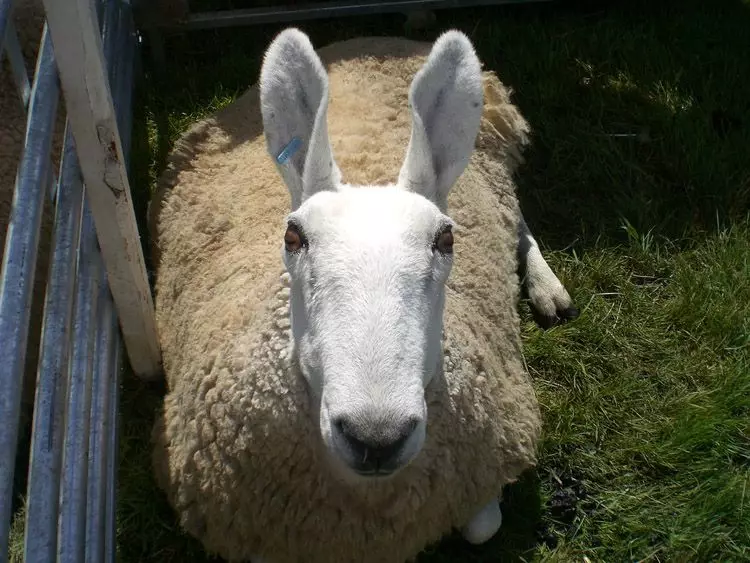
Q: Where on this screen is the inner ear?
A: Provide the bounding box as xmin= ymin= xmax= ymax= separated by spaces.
xmin=398 ymin=30 xmax=484 ymax=209
xmin=260 ymin=28 xmax=341 ymax=210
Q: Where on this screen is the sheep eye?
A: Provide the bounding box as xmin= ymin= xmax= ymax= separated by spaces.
xmin=434 ymin=226 xmax=454 ymax=255
xmin=284 ymin=223 xmax=304 ymax=252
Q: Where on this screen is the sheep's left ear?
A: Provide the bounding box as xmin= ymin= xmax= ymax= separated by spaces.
xmin=260 ymin=28 xmax=341 ymax=210
xmin=398 ymin=30 xmax=484 ymax=210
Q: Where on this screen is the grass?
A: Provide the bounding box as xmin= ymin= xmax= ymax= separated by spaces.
xmin=9 ymin=0 xmax=750 ymax=561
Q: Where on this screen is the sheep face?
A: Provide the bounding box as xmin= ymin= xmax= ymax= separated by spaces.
xmin=260 ymin=28 xmax=484 ymax=481
xmin=282 ymin=185 xmax=453 ymax=478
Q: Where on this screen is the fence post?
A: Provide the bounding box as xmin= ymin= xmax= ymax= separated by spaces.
xmin=40 ymin=0 xmax=161 ymax=379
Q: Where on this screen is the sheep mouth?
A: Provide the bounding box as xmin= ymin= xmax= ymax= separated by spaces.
xmin=354 ymin=467 xmax=397 ymax=478
xmin=335 ymin=460 xmax=410 ymax=482
xmin=350 ymin=462 xmax=401 ymax=479
xmin=333 ymin=444 xmax=419 ymax=481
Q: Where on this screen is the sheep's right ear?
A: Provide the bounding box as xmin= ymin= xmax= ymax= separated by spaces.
xmin=260 ymin=28 xmax=341 ymax=210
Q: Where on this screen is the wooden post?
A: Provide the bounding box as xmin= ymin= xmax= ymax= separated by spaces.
xmin=40 ymin=0 xmax=161 ymax=379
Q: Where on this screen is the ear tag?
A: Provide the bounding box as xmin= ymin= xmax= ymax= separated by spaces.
xmin=276 ymin=136 xmax=302 ymax=165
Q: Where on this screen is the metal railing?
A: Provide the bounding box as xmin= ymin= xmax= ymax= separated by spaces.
xmin=139 ymin=0 xmax=551 ymax=81
xmin=145 ymin=0 xmax=551 ymax=30
xmin=0 ymin=0 xmax=153 ymax=560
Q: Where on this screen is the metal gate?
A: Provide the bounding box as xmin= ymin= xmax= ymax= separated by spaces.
xmin=0 ymin=0 xmax=159 ymax=560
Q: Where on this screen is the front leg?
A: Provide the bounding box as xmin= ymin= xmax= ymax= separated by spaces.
xmin=518 ymin=213 xmax=579 ymax=329
xmin=461 ymin=496 xmax=503 ymax=545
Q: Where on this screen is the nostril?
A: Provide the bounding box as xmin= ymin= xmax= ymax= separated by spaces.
xmin=335 ymin=415 xmax=419 ymax=469
xmin=392 ymin=418 xmax=418 ymax=449
xmin=334 ymin=417 xmax=346 ymax=437
xmin=335 ymin=418 xmax=358 ymax=444
xmin=403 ymin=417 xmax=419 ymax=437
xmin=335 ymin=418 xmax=369 ymax=455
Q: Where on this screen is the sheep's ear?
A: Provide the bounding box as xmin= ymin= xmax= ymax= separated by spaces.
xmin=260 ymin=28 xmax=340 ymax=210
xmin=398 ymin=30 xmax=484 ymax=210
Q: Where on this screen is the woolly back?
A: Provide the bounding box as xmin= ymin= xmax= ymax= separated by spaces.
xmin=151 ymin=36 xmax=541 ymax=563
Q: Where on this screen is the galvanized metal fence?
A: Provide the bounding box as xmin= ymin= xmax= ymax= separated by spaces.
xmin=0 ymin=0 xmax=158 ymax=560
xmin=146 ymin=0 xmax=551 ymax=30
xmin=142 ymin=0 xmax=552 ymax=90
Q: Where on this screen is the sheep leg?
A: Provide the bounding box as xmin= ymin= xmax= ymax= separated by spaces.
xmin=517 ymin=213 xmax=579 ymax=329
xmin=461 ymin=497 xmax=503 ymax=545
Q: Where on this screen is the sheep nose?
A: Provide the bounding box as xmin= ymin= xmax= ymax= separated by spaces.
xmin=335 ymin=416 xmax=418 ymax=475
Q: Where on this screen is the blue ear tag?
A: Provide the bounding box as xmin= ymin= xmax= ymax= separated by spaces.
xmin=276 ymin=136 xmax=302 ymax=165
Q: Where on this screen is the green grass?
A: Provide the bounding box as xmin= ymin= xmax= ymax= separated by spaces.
xmin=9 ymin=0 xmax=750 ymax=561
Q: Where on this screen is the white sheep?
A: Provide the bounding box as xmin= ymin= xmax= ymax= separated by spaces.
xmin=150 ymin=28 xmax=578 ymax=563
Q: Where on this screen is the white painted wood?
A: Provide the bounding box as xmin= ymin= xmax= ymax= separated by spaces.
xmin=40 ymin=0 xmax=161 ymax=378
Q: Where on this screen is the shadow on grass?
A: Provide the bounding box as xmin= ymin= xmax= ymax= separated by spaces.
xmin=143 ymin=0 xmax=750 ymax=250
xmin=496 ymin=0 xmax=750 ymax=251
xmin=114 ymin=375 xmax=223 ymax=563
xmin=418 ymin=473 xmax=545 ymax=563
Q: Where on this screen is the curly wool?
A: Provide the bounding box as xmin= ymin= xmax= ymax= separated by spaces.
xmin=150 ymin=36 xmax=541 ymax=563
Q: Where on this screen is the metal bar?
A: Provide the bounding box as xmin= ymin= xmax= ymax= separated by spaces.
xmin=4 ymin=20 xmax=31 ymax=108
xmin=63 ymin=4 xmax=136 ymax=559
xmin=102 ymin=6 xmax=133 ymax=557
xmin=57 ymin=203 xmax=101 ymax=563
xmin=22 ymin=125 xmax=86 ymax=563
xmin=41 ymin=0 xmax=162 ymax=379
xmin=178 ymin=0 xmax=550 ymax=30
xmin=3 ymin=20 xmax=62 ymax=203
xmin=103 ymin=328 xmax=121 ymax=563
xmin=0 ymin=0 xmax=14 ymax=57
xmin=45 ymin=150 xmax=59 ymax=202
xmin=118 ymin=3 xmax=137 ymax=163
xmin=102 ymin=0 xmax=124 ymax=142
xmin=101 ymin=0 xmax=121 ymax=76
xmin=80 ymin=11 xmax=125 ymax=547
xmin=0 ymin=24 xmax=60 ymax=558
xmin=84 ymin=271 xmax=115 ymax=563
xmin=95 ymin=0 xmax=105 ymax=22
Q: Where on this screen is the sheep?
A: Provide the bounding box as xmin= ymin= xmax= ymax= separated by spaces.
xmin=149 ymin=28 xmax=578 ymax=563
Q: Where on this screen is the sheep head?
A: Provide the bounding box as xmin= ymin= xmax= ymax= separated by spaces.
xmin=260 ymin=28 xmax=483 ymax=482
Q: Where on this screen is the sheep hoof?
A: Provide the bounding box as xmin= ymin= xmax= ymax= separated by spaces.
xmin=528 ymin=283 xmax=579 ymax=330
xmin=531 ymin=302 xmax=580 ymax=329
xmin=461 ymin=498 xmax=503 ymax=545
